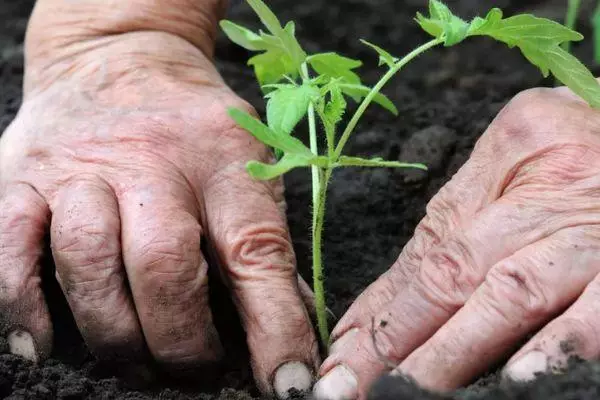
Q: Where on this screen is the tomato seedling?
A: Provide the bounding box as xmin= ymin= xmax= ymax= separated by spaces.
xmin=221 ymin=0 xmax=600 ymax=347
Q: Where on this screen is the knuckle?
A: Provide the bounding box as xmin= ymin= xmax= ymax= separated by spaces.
xmin=132 ymin=221 xmax=201 ymax=275
xmin=366 ymin=316 xmax=409 ymax=364
xmin=483 ymin=261 xmax=550 ymax=323
xmin=489 ymin=88 xmax=552 ymax=146
xmin=416 ymin=238 xmax=480 ymax=312
xmin=225 ymin=222 xmax=295 ymax=280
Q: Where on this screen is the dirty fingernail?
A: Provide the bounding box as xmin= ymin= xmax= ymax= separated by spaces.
xmin=329 ymin=328 xmax=360 ymax=355
xmin=504 ymin=351 xmax=548 ymax=381
xmin=313 ymin=365 xmax=358 ymax=400
xmin=8 ymin=330 xmax=38 ymax=362
xmin=274 ymin=361 xmax=313 ymax=399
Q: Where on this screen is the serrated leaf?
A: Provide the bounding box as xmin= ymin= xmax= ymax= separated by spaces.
xmin=248 ymin=50 xmax=296 ymax=86
xmin=247 ymin=154 xmax=314 ymax=180
xmin=464 ymin=10 xmax=600 ymax=107
xmin=335 ymin=156 xmax=427 ymax=170
xmin=247 ymin=0 xmax=284 ymax=35
xmin=220 ymin=21 xmax=266 ymax=51
xmin=416 ymin=0 xmax=470 ymax=46
xmin=339 ymin=84 xmax=399 ymax=116
xmin=308 ymin=53 xmax=363 ymax=85
xmin=360 ymin=39 xmax=398 ymax=67
xmin=522 ymin=43 xmax=600 ymax=108
xmin=266 ymin=84 xmax=320 ymax=135
xmin=469 ymin=13 xmax=583 ymax=45
xmin=316 ymin=83 xmax=347 ymax=149
xmin=228 ymin=108 xmax=313 ymax=155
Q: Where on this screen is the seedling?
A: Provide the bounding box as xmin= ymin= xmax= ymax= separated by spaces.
xmin=221 ymin=0 xmax=600 ymax=347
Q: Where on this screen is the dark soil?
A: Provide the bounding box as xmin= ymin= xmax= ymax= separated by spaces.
xmin=1 ymin=0 xmax=600 ymax=399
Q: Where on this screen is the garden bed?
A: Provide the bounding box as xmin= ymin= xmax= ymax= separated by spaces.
xmin=1 ymin=0 xmax=600 ymax=399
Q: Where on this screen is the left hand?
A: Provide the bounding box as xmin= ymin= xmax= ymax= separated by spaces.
xmin=313 ymin=87 xmax=600 ymax=399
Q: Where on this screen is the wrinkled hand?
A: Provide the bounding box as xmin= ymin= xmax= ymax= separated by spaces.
xmin=0 ymin=22 xmax=317 ymax=397
xmin=314 ymin=87 xmax=600 ymax=399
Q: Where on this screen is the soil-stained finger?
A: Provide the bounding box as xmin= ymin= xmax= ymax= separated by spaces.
xmin=119 ymin=179 xmax=223 ymax=368
xmin=395 ymin=227 xmax=600 ymax=391
xmin=504 ymin=263 xmax=600 ymax=381
xmin=203 ymin=162 xmax=318 ymax=398
xmin=50 ymin=177 xmax=144 ymax=359
xmin=0 ymin=183 xmax=52 ymax=361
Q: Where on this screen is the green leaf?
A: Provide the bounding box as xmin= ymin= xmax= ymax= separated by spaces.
xmin=266 ymin=84 xmax=320 ymax=135
xmin=335 ymin=156 xmax=427 ymax=170
xmin=316 ymin=83 xmax=347 ymax=150
xmin=228 ymin=108 xmax=313 ymax=155
xmin=220 ymin=20 xmax=266 ymax=51
xmin=360 ymin=39 xmax=398 ymax=67
xmin=469 ymin=13 xmax=583 ymax=45
xmin=339 ymin=84 xmax=399 ymax=116
xmin=308 ymin=53 xmax=363 ymax=85
xmin=248 ymin=50 xmax=296 ymax=86
xmin=416 ymin=0 xmax=470 ymax=46
xmin=521 ymin=43 xmax=600 ymax=108
xmin=246 ymin=0 xmax=284 ymax=35
xmin=465 ymin=10 xmax=600 ymax=107
xmin=247 ymin=154 xmax=312 ymax=180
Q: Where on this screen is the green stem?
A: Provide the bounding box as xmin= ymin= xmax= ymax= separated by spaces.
xmin=301 ymin=63 xmax=320 ymax=208
xmin=563 ymin=0 xmax=581 ymax=54
xmin=301 ymin=61 xmax=330 ymax=345
xmin=333 ymin=38 xmax=443 ymax=160
xmin=312 ymin=167 xmax=332 ymax=346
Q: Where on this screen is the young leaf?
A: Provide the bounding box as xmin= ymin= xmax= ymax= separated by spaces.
xmin=416 ymin=0 xmax=470 ymax=46
xmin=339 ymin=84 xmax=399 ymax=116
xmin=316 ymin=83 xmax=347 ymax=150
xmin=247 ymin=153 xmax=325 ymax=180
xmin=228 ymin=108 xmax=314 ymax=155
xmin=335 ymin=156 xmax=427 ymax=170
xmin=220 ymin=20 xmax=266 ymax=51
xmin=246 ymin=0 xmax=285 ymax=35
xmin=266 ymin=84 xmax=320 ymax=135
xmin=307 ymin=53 xmax=363 ymax=85
xmin=249 ymin=50 xmax=295 ymax=86
xmin=467 ymin=11 xmax=600 ymax=107
xmin=360 ymin=39 xmax=398 ymax=67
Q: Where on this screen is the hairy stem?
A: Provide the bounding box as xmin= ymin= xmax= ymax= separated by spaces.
xmin=313 ymin=167 xmax=332 ymax=346
xmin=301 ymin=61 xmax=330 ymax=345
xmin=333 ymin=38 xmax=443 ymax=159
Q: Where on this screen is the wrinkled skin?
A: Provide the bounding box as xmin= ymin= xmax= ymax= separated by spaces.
xmin=0 ymin=26 xmax=319 ymax=395
xmin=315 ymin=87 xmax=600 ymax=399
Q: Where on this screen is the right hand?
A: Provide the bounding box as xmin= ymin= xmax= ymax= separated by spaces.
xmin=0 ymin=5 xmax=318 ymax=397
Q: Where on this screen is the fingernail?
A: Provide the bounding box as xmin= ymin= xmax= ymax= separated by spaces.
xmin=504 ymin=351 xmax=548 ymax=381
xmin=329 ymin=328 xmax=360 ymax=355
xmin=273 ymin=361 xmax=313 ymax=399
xmin=313 ymin=365 xmax=358 ymax=400
xmin=8 ymin=330 xmax=38 ymax=362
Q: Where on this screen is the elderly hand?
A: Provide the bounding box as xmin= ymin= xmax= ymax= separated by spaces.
xmin=314 ymin=87 xmax=600 ymax=399
xmin=0 ymin=0 xmax=318 ymax=397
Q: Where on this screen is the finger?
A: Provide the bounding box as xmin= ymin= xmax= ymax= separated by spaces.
xmin=504 ymin=252 xmax=600 ymax=381
xmin=0 ymin=183 xmax=52 ymax=361
xmin=204 ymin=162 xmax=317 ymax=398
xmin=50 ymin=177 xmax=144 ymax=359
xmin=396 ymin=226 xmax=600 ymax=391
xmin=329 ymin=135 xmax=505 ymax=344
xmin=120 ymin=178 xmax=223 ymax=367
xmin=317 ymin=199 xmax=558 ymax=399
xmin=329 ymin=86 xmax=600 ymax=347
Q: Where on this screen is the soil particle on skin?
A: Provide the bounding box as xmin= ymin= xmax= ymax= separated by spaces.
xmin=2 ymin=0 xmax=600 ymax=399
